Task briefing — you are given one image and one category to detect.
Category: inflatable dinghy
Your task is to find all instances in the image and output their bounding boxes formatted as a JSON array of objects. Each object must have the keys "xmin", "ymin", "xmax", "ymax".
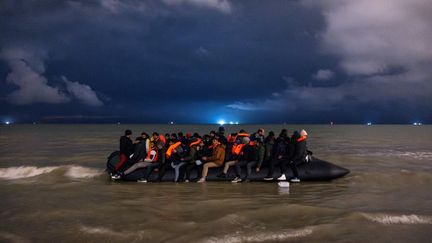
[{"xmin": 106, "ymin": 151, "xmax": 350, "ymax": 182}]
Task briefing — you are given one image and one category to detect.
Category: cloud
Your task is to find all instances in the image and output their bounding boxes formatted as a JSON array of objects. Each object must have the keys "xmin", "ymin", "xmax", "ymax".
[
  {"xmin": 63, "ymin": 77, "xmax": 103, "ymax": 107},
  {"xmin": 313, "ymin": 69, "xmax": 334, "ymax": 80},
  {"xmin": 306, "ymin": 0, "xmax": 432, "ymax": 76},
  {"xmin": 1, "ymin": 47, "xmax": 103, "ymax": 107},
  {"xmin": 162, "ymin": 0, "xmax": 232, "ymax": 13},
  {"xmin": 0, "ymin": 47, "xmax": 70, "ymax": 105},
  {"xmin": 195, "ymin": 46, "xmax": 210, "ymax": 56}
]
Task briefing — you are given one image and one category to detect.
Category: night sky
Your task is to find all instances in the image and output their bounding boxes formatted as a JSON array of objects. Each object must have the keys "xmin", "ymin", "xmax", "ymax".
[{"xmin": 1, "ymin": 0, "xmax": 431, "ymax": 124}]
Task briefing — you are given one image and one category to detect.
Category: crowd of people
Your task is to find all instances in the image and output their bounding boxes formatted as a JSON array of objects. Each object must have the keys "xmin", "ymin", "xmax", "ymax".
[{"xmin": 110, "ymin": 126, "xmax": 309, "ymax": 183}]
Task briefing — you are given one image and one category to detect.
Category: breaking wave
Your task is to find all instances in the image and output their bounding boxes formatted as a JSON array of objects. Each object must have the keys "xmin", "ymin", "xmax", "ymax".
[
  {"xmin": 362, "ymin": 213, "xmax": 432, "ymax": 225},
  {"xmin": 202, "ymin": 227, "xmax": 313, "ymax": 243},
  {"xmin": 0, "ymin": 165, "xmax": 103, "ymax": 180}
]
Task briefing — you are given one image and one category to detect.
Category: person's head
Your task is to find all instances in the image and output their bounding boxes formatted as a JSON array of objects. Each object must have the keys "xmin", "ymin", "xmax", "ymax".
[
  {"xmin": 239, "ymin": 129, "xmax": 246, "ymax": 133},
  {"xmin": 125, "ymin": 129, "xmax": 132, "ymax": 137},
  {"xmin": 209, "ymin": 131, "xmax": 216, "ymax": 137},
  {"xmin": 186, "ymin": 132, "xmax": 192, "ymax": 138},
  {"xmin": 165, "ymin": 133, "xmax": 170, "ymax": 139},
  {"xmin": 171, "ymin": 133, "xmax": 178, "ymax": 139},
  {"xmin": 178, "ymin": 132, "xmax": 184, "ymax": 138},
  {"xmin": 291, "ymin": 131, "xmax": 300, "ymax": 140},
  {"xmin": 152, "ymin": 132, "xmax": 159, "ymax": 140},
  {"xmin": 212, "ymin": 137, "xmax": 220, "ymax": 145},
  {"xmin": 257, "ymin": 128, "xmax": 264, "ymax": 136},
  {"xmin": 218, "ymin": 126, "xmax": 225, "ymax": 134},
  {"xmin": 279, "ymin": 129, "xmax": 287, "ymax": 138},
  {"xmin": 242, "ymin": 137, "xmax": 250, "ymax": 144},
  {"xmin": 193, "ymin": 132, "xmax": 200, "ymax": 138},
  {"xmin": 300, "ymin": 129, "xmax": 308, "ymax": 137},
  {"xmin": 268, "ymin": 131, "xmax": 275, "ymax": 137},
  {"xmin": 135, "ymin": 136, "xmax": 144, "ymax": 142},
  {"xmin": 141, "ymin": 132, "xmax": 149, "ymax": 139}
]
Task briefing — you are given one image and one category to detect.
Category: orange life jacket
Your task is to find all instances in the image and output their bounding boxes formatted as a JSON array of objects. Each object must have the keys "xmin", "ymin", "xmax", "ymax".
[
  {"xmin": 189, "ymin": 138, "xmax": 202, "ymax": 147},
  {"xmin": 166, "ymin": 141, "xmax": 182, "ymax": 158},
  {"xmin": 232, "ymin": 143, "xmax": 246, "ymax": 155},
  {"xmin": 146, "ymin": 149, "xmax": 158, "ymax": 162}
]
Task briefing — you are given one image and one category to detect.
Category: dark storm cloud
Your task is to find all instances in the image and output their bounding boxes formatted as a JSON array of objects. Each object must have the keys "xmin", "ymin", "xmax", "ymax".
[{"xmin": 0, "ymin": 0, "xmax": 431, "ymax": 123}]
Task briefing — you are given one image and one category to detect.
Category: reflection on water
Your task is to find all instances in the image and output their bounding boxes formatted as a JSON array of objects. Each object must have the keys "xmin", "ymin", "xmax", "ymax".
[{"xmin": 1, "ymin": 124, "xmax": 432, "ymax": 242}]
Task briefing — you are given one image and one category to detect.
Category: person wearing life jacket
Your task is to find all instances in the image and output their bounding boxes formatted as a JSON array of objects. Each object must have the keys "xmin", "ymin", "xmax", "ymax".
[
  {"xmin": 238, "ymin": 138, "xmax": 265, "ymax": 182},
  {"xmin": 263, "ymin": 129, "xmax": 289, "ymax": 180},
  {"xmin": 117, "ymin": 141, "xmax": 160, "ymax": 181},
  {"xmin": 138, "ymin": 141, "xmax": 166, "ymax": 182},
  {"xmin": 197, "ymin": 138, "xmax": 226, "ymax": 183},
  {"xmin": 153, "ymin": 139, "xmax": 182, "ymax": 182},
  {"xmin": 111, "ymin": 129, "xmax": 135, "ymax": 179},
  {"xmin": 287, "ymin": 129, "xmax": 308, "ymax": 183},
  {"xmin": 231, "ymin": 137, "xmax": 256, "ymax": 183},
  {"xmin": 217, "ymin": 136, "xmax": 249, "ymax": 179},
  {"xmin": 180, "ymin": 137, "xmax": 204, "ymax": 182}
]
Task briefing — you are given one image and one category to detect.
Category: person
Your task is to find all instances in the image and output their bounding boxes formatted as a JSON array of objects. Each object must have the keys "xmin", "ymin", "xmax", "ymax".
[
  {"xmin": 138, "ymin": 141, "xmax": 166, "ymax": 182},
  {"xmin": 181, "ymin": 138, "xmax": 204, "ymax": 182},
  {"xmin": 263, "ymin": 129, "xmax": 289, "ymax": 180},
  {"xmin": 230, "ymin": 137, "xmax": 256, "ymax": 183},
  {"xmin": 242, "ymin": 139, "xmax": 265, "ymax": 182},
  {"xmin": 197, "ymin": 138, "xmax": 226, "ymax": 183},
  {"xmin": 117, "ymin": 140, "xmax": 159, "ymax": 180},
  {"xmin": 288, "ymin": 129, "xmax": 308, "ymax": 183},
  {"xmin": 155, "ymin": 139, "xmax": 182, "ymax": 181},
  {"xmin": 111, "ymin": 130, "xmax": 134, "ymax": 179},
  {"xmin": 217, "ymin": 126, "xmax": 228, "ymax": 145},
  {"xmin": 264, "ymin": 131, "xmax": 276, "ymax": 163},
  {"xmin": 218, "ymin": 136, "xmax": 249, "ymax": 179},
  {"xmin": 140, "ymin": 132, "xmax": 151, "ymax": 154},
  {"xmin": 274, "ymin": 132, "xmax": 296, "ymax": 181}
]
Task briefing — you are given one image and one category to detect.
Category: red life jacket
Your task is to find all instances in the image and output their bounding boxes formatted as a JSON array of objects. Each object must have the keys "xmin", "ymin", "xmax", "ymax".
[
  {"xmin": 166, "ymin": 141, "xmax": 182, "ymax": 158},
  {"xmin": 297, "ymin": 136, "xmax": 307, "ymax": 142}
]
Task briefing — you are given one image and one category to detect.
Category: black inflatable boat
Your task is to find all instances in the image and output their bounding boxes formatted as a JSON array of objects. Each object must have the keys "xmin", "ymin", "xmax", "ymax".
[{"xmin": 106, "ymin": 151, "xmax": 350, "ymax": 182}]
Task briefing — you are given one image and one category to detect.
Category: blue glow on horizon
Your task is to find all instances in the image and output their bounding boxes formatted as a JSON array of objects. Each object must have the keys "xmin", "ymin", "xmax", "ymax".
[{"xmin": 218, "ymin": 120, "xmax": 226, "ymax": 126}]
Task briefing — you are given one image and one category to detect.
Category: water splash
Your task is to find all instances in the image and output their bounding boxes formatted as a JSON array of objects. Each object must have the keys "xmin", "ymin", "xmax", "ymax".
[
  {"xmin": 0, "ymin": 166, "xmax": 58, "ymax": 179},
  {"xmin": 202, "ymin": 227, "xmax": 313, "ymax": 243},
  {"xmin": 362, "ymin": 213, "xmax": 432, "ymax": 225}
]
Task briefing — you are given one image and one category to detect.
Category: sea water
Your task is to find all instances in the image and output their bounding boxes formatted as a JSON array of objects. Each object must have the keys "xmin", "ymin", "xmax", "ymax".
[{"xmin": 0, "ymin": 124, "xmax": 431, "ymax": 242}]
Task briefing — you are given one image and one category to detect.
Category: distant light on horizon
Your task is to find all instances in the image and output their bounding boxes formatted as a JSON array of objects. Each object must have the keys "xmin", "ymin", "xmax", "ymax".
[
  {"xmin": 235, "ymin": 121, "xmax": 239, "ymax": 125},
  {"xmin": 5, "ymin": 121, "xmax": 10, "ymax": 125},
  {"xmin": 229, "ymin": 121, "xmax": 234, "ymax": 125},
  {"xmin": 413, "ymin": 122, "xmax": 422, "ymax": 126},
  {"xmin": 367, "ymin": 122, "xmax": 372, "ymax": 126},
  {"xmin": 218, "ymin": 120, "xmax": 226, "ymax": 126}
]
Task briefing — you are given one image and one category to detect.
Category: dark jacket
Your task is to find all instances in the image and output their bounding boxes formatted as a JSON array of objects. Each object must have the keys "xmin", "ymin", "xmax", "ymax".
[
  {"xmin": 130, "ymin": 140, "xmax": 146, "ymax": 162},
  {"xmin": 273, "ymin": 137, "xmax": 287, "ymax": 158},
  {"xmin": 238, "ymin": 144, "xmax": 255, "ymax": 162},
  {"xmin": 292, "ymin": 138, "xmax": 307, "ymax": 162},
  {"xmin": 120, "ymin": 136, "xmax": 134, "ymax": 156}
]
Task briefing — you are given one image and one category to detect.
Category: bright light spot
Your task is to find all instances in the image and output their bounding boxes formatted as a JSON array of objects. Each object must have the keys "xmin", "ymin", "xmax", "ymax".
[
  {"xmin": 235, "ymin": 121, "xmax": 239, "ymax": 125},
  {"xmin": 413, "ymin": 122, "xmax": 422, "ymax": 126},
  {"xmin": 170, "ymin": 121, "xmax": 174, "ymax": 125},
  {"xmin": 229, "ymin": 121, "xmax": 234, "ymax": 125},
  {"xmin": 413, "ymin": 122, "xmax": 418, "ymax": 126},
  {"xmin": 367, "ymin": 122, "xmax": 372, "ymax": 126},
  {"xmin": 5, "ymin": 121, "xmax": 10, "ymax": 125},
  {"xmin": 218, "ymin": 120, "xmax": 225, "ymax": 126}
]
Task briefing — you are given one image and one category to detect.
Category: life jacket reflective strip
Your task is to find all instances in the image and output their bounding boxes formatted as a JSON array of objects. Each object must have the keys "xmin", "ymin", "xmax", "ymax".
[
  {"xmin": 146, "ymin": 149, "xmax": 158, "ymax": 162},
  {"xmin": 166, "ymin": 141, "xmax": 182, "ymax": 158},
  {"xmin": 189, "ymin": 139, "xmax": 202, "ymax": 147},
  {"xmin": 232, "ymin": 143, "xmax": 245, "ymax": 155},
  {"xmin": 297, "ymin": 136, "xmax": 307, "ymax": 142}
]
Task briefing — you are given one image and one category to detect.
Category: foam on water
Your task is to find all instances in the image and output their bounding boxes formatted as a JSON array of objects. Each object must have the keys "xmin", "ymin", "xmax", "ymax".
[
  {"xmin": 0, "ymin": 165, "xmax": 103, "ymax": 180},
  {"xmin": 0, "ymin": 166, "xmax": 59, "ymax": 179},
  {"xmin": 202, "ymin": 227, "xmax": 313, "ymax": 243},
  {"xmin": 79, "ymin": 225, "xmax": 146, "ymax": 240},
  {"xmin": 64, "ymin": 166, "xmax": 103, "ymax": 179},
  {"xmin": 362, "ymin": 213, "xmax": 432, "ymax": 225}
]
